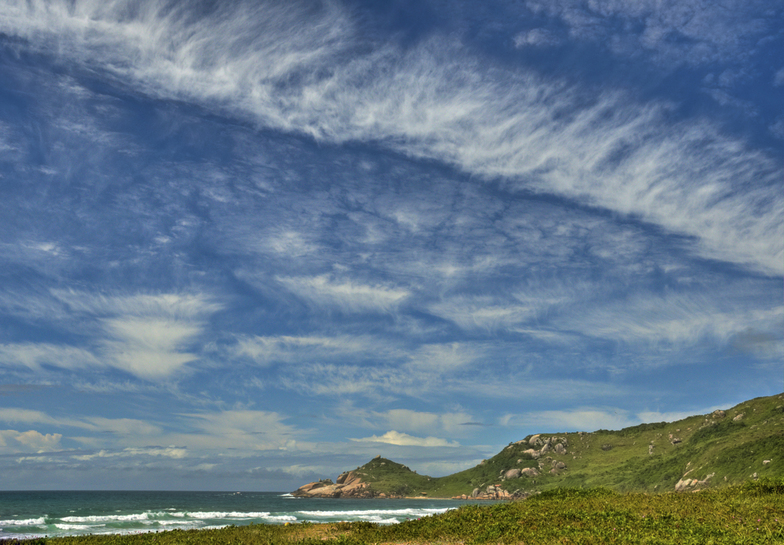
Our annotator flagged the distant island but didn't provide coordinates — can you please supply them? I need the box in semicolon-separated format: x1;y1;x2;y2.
293;393;784;499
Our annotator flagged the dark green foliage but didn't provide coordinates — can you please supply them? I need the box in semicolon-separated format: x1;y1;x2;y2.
610;421;668;437
688;419;747;443
742;477;784;495
531;486;617;501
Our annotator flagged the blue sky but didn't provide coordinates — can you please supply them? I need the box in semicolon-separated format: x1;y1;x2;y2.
0;0;782;491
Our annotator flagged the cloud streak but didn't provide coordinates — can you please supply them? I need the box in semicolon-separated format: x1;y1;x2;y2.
351;431;459;448
1;0;780;277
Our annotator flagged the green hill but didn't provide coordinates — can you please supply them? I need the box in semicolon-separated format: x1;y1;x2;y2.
294;392;784;498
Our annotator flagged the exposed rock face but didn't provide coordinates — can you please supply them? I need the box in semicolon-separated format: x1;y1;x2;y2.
675;473;714;491
292;471;375;498
504;468;521;479
468;484;530;500
521;467;540;478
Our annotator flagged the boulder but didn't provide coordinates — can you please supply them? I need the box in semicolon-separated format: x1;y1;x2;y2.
554;443;566;455
504;468;521;479
528;434;542;447
675;473;714;492
292;473;370;498
522;448;540;459
521;467;540;478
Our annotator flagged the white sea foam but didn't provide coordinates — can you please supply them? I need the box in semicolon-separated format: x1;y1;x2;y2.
260;515;297;523
0;517;46;526
55;524;96;530
296;508;449;518
157;521;194;527
178;511;273;519
61;513;152;523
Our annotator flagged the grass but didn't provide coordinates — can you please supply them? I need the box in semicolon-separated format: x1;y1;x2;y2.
9;479;784;545
335;393;784;499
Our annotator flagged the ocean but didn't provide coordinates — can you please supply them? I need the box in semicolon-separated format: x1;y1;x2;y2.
0;491;480;539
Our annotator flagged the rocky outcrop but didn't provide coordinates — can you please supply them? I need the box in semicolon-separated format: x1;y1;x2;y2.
292;471;376;498
522;435;568;458
467;484;531;500
504;468;522;479
675;473;714;491
521;467;540;478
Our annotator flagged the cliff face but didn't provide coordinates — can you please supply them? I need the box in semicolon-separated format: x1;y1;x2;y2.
292;393;784;499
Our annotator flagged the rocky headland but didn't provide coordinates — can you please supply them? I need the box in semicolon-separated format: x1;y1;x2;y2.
292;393;784;499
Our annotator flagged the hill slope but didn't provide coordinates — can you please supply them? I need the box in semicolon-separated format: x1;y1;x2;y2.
293;392;784;498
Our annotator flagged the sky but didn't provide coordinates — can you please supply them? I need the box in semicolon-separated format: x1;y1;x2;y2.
0;0;782;491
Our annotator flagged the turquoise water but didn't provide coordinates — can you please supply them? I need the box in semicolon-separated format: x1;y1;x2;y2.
0;491;477;539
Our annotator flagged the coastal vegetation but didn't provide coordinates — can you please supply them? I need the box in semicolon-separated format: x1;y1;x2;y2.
11;479;784;544
294;393;784;499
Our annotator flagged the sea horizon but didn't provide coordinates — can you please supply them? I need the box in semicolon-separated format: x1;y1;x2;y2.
0;490;479;540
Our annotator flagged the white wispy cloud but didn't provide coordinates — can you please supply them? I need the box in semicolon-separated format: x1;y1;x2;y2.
0;291;223;380
2;0;779;277
405;343;478;373
0;343;100;371
82;417;163;437
428;296;537;332
51;291;223;321
0;408;164;437
178;410;297;451
524;0;771;65
560;290;784;351
350;430;459;448
100;317;200;379
503;401;731;434
513;28;560;48
502;408;638;433
775;68;784;87
72;446;186;461
369;409;480;437
235;334;398;366
276;275;410;313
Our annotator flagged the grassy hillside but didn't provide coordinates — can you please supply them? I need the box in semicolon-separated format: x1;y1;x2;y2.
339;393;784;498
